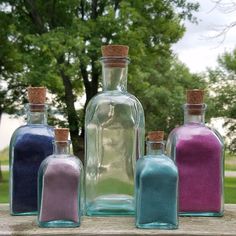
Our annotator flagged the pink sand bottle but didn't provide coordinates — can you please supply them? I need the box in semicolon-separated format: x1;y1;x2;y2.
38;128;83;227
166;89;224;216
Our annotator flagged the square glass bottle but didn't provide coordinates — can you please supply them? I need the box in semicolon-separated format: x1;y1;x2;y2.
85;45;145;216
136;131;178;229
9;87;54;215
166;90;224;216
38;128;83;228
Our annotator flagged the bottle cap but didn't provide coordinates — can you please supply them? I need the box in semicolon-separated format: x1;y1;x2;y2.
27;86;46;104
101;45;129;57
186;89;204;104
186;89;204;115
54;128;69;142
27;86;46;112
101;45;129;67
148;131;164;141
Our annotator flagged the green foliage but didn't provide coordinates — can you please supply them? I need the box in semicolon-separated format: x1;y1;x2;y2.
207;48;236;153
0;0;201;156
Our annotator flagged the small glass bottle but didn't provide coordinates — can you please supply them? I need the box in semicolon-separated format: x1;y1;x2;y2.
136;131;178;229
9;87;54;215
38;128;83;228
85;45;145;216
166;90;224;216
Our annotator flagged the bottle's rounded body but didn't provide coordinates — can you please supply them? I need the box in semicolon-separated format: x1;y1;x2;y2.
167;123;224;216
135;154;178;229
9;124;54;215
85;91;145;216
38;154;83;228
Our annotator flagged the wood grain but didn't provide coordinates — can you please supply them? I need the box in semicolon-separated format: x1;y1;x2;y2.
0;204;236;235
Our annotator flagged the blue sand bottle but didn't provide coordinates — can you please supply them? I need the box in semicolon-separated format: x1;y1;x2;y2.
135;131;178;229
9;87;54;215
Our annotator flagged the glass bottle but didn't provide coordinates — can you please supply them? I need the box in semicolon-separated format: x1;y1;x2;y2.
38;128;83;228
9;87;54;215
85;45;145;216
136;131;178;229
166;89;224;216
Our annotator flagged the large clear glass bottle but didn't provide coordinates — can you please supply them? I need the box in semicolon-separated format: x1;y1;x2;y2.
166;90;224;216
9;87;54;215
136;131;178;229
85;45;145;216
38;128;83;228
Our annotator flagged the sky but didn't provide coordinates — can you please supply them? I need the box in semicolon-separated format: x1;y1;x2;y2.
0;0;235;150
172;0;236;73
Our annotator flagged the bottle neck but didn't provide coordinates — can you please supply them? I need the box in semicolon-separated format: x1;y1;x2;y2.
101;57;129;91
146;141;165;156
183;104;206;125
53;141;70;155
26;104;48;125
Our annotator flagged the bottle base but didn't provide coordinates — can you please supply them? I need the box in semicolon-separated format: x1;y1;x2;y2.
38;220;80;228
86;194;134;216
180;211;224;217
136;222;178;229
11;211;38;216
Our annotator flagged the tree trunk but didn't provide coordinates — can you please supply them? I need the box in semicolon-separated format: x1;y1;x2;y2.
59;69;82;162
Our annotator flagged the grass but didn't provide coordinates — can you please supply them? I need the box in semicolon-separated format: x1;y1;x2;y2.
0;147;9;165
0;171;9;203
0;170;236;204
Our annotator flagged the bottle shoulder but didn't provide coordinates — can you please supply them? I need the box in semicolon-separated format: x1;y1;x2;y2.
171;124;224;148
137;155;178;175
85;91;144;126
39;155;83;176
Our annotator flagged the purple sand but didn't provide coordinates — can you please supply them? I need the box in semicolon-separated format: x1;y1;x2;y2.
175;124;222;212
40;159;80;222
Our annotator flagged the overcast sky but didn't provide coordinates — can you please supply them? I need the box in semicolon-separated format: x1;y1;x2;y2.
0;0;235;150
172;0;236;73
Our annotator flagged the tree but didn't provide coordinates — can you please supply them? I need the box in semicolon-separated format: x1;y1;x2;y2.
0;0;200;162
207;48;236;152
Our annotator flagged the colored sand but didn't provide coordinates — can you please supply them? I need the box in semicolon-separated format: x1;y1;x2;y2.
12;127;53;213
175;124;222;212
39;158;80;222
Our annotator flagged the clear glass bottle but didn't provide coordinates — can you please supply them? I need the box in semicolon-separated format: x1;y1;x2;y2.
9;87;54;215
166;90;224;216
85;45;145;216
38;128;83;228
136;131;178;229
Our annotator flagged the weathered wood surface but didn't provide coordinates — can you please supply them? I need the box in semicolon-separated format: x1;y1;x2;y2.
0;204;236;236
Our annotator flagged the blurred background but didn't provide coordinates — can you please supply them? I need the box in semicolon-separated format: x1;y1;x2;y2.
0;0;235;203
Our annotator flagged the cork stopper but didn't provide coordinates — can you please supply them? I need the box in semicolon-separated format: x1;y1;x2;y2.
54;128;69;142
186;89;204;115
187;89;204;104
148;131;164;141
27;86;46;112
101;45;129;67
27;86;46;104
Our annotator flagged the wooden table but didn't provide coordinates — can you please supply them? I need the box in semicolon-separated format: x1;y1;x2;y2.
0;204;236;235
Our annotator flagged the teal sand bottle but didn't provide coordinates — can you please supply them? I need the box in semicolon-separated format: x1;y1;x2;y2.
136;131;178;229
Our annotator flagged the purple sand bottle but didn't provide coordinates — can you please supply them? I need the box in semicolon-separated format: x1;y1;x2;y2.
166;89;224;216
9;87;54;215
38;128;83;228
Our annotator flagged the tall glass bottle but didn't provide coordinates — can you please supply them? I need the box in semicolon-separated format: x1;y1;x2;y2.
136;131;178;229
9;87;54;215
85;45;145;216
38;128;83;228
166;90;224;216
